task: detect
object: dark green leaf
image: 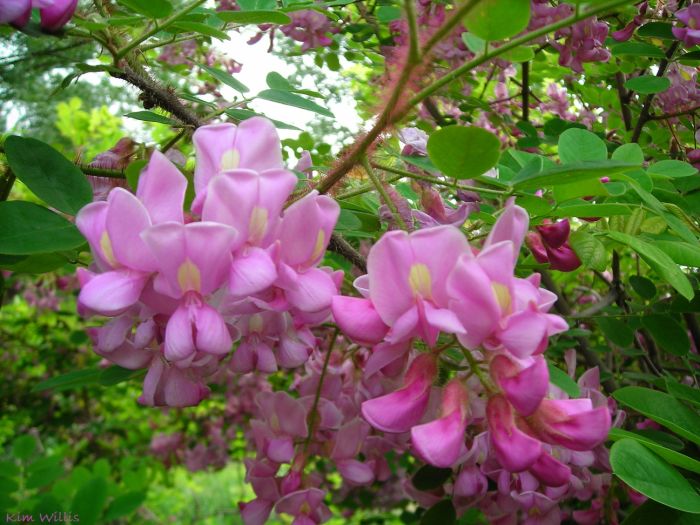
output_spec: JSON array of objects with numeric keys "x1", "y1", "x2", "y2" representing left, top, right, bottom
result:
[
  {"x1": 171, "y1": 21, "x2": 230, "y2": 40},
  {"x1": 420, "y1": 499, "x2": 456, "y2": 525},
  {"x1": 220, "y1": 9, "x2": 291, "y2": 24},
  {"x1": 256, "y1": 89, "x2": 333, "y2": 117},
  {"x1": 636, "y1": 22, "x2": 675, "y2": 39},
  {"x1": 200, "y1": 63, "x2": 249, "y2": 93},
  {"x1": 613, "y1": 386, "x2": 700, "y2": 446},
  {"x1": 654, "y1": 241, "x2": 700, "y2": 268},
  {"x1": 412, "y1": 465, "x2": 452, "y2": 491},
  {"x1": 611, "y1": 42, "x2": 666, "y2": 58},
  {"x1": 629, "y1": 275, "x2": 656, "y2": 299},
  {"x1": 124, "y1": 111, "x2": 178, "y2": 125},
  {"x1": 117, "y1": 0, "x2": 172, "y2": 18},
  {"x1": 622, "y1": 500, "x2": 700, "y2": 525},
  {"x1": 624, "y1": 75, "x2": 671, "y2": 95},
  {"x1": 32, "y1": 368, "x2": 102, "y2": 393},
  {"x1": 552, "y1": 203, "x2": 631, "y2": 218},
  {"x1": 0, "y1": 201, "x2": 85, "y2": 255},
  {"x1": 4, "y1": 136, "x2": 92, "y2": 215},
  {"x1": 609, "y1": 428, "x2": 700, "y2": 474},
  {"x1": 104, "y1": 492, "x2": 146, "y2": 520},
  {"x1": 606, "y1": 231, "x2": 694, "y2": 301},
  {"x1": 513, "y1": 161, "x2": 637, "y2": 190},
  {"x1": 237, "y1": 0, "x2": 275, "y2": 9},
  {"x1": 11, "y1": 435, "x2": 36, "y2": 461},
  {"x1": 666, "y1": 379, "x2": 700, "y2": 408},
  {"x1": 427, "y1": 126, "x2": 500, "y2": 180},
  {"x1": 597, "y1": 317, "x2": 635, "y2": 347},
  {"x1": 72, "y1": 477, "x2": 108, "y2": 525},
  {"x1": 610, "y1": 438, "x2": 700, "y2": 513},
  {"x1": 224, "y1": 108, "x2": 301, "y2": 130},
  {"x1": 99, "y1": 366, "x2": 146, "y2": 386}
]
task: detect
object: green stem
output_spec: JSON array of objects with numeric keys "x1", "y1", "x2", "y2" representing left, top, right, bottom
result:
[
  {"x1": 115, "y1": 0, "x2": 207, "y2": 60},
  {"x1": 362, "y1": 156, "x2": 409, "y2": 230},
  {"x1": 336, "y1": 173, "x2": 404, "y2": 200},
  {"x1": 404, "y1": 0, "x2": 421, "y2": 64},
  {"x1": 409, "y1": 0, "x2": 633, "y2": 106},
  {"x1": 302, "y1": 329, "x2": 339, "y2": 456},
  {"x1": 373, "y1": 162, "x2": 509, "y2": 196},
  {"x1": 461, "y1": 347, "x2": 496, "y2": 394}
]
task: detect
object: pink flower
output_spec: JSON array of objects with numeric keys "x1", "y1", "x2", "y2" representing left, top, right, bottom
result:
[
  {"x1": 275, "y1": 488, "x2": 331, "y2": 525},
  {"x1": 526, "y1": 219, "x2": 582, "y2": 272},
  {"x1": 673, "y1": 4, "x2": 700, "y2": 46},
  {"x1": 363, "y1": 225, "x2": 467, "y2": 345},
  {"x1": 361, "y1": 353, "x2": 436, "y2": 433},
  {"x1": 191, "y1": 119, "x2": 283, "y2": 214},
  {"x1": 411, "y1": 379, "x2": 470, "y2": 467},
  {"x1": 280, "y1": 10, "x2": 338, "y2": 51},
  {"x1": 0, "y1": 0, "x2": 31, "y2": 26}
]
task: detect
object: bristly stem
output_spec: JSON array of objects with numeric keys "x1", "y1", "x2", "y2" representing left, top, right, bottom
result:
[
  {"x1": 114, "y1": 0, "x2": 207, "y2": 60},
  {"x1": 404, "y1": 0, "x2": 421, "y2": 64}
]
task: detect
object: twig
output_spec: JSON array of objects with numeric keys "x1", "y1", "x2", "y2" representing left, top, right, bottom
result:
[
  {"x1": 363, "y1": 156, "x2": 408, "y2": 230},
  {"x1": 521, "y1": 62, "x2": 530, "y2": 123},
  {"x1": 615, "y1": 72, "x2": 632, "y2": 131},
  {"x1": 328, "y1": 233, "x2": 367, "y2": 272}
]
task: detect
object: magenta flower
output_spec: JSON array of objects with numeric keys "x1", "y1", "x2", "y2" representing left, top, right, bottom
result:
[
  {"x1": 280, "y1": 10, "x2": 338, "y2": 51},
  {"x1": 411, "y1": 378, "x2": 470, "y2": 467},
  {"x1": 361, "y1": 353, "x2": 436, "y2": 433},
  {"x1": 251, "y1": 391, "x2": 308, "y2": 463},
  {"x1": 490, "y1": 354, "x2": 549, "y2": 416},
  {"x1": 0, "y1": 0, "x2": 31, "y2": 26},
  {"x1": 191, "y1": 119, "x2": 284, "y2": 213},
  {"x1": 526, "y1": 219, "x2": 582, "y2": 272},
  {"x1": 39, "y1": 0, "x2": 77, "y2": 31},
  {"x1": 330, "y1": 418, "x2": 374, "y2": 485},
  {"x1": 673, "y1": 4, "x2": 700, "y2": 46},
  {"x1": 275, "y1": 488, "x2": 331, "y2": 525},
  {"x1": 139, "y1": 357, "x2": 210, "y2": 407}
]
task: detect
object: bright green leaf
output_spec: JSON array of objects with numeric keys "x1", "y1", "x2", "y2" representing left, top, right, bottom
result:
[
  {"x1": 464, "y1": 0, "x2": 530, "y2": 41},
  {"x1": 124, "y1": 111, "x2": 178, "y2": 125},
  {"x1": 648, "y1": 160, "x2": 698, "y2": 179},
  {"x1": 558, "y1": 128, "x2": 607, "y2": 164},
  {"x1": 569, "y1": 231, "x2": 607, "y2": 271},
  {"x1": 547, "y1": 363, "x2": 580, "y2": 398},
  {"x1": 629, "y1": 275, "x2": 656, "y2": 299},
  {"x1": 117, "y1": 0, "x2": 172, "y2": 18},
  {"x1": 217, "y1": 10, "x2": 291, "y2": 24},
  {"x1": 72, "y1": 477, "x2": 108, "y2": 525},
  {"x1": 427, "y1": 126, "x2": 500, "y2": 180},
  {"x1": 609, "y1": 428, "x2": 700, "y2": 475},
  {"x1": 624, "y1": 75, "x2": 671, "y2": 95},
  {"x1": 257, "y1": 89, "x2": 333, "y2": 117},
  {"x1": 612, "y1": 143, "x2": 644, "y2": 165},
  {"x1": 200, "y1": 63, "x2": 249, "y2": 93}
]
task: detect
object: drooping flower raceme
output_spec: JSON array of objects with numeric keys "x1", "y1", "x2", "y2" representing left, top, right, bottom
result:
[{"x1": 76, "y1": 117, "x2": 341, "y2": 408}]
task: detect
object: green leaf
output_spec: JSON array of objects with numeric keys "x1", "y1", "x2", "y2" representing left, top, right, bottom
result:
[
  {"x1": 558, "y1": 128, "x2": 607, "y2": 164},
  {"x1": 461, "y1": 32, "x2": 485, "y2": 53},
  {"x1": 4, "y1": 136, "x2": 92, "y2": 215},
  {"x1": 265, "y1": 72, "x2": 322, "y2": 97},
  {"x1": 124, "y1": 111, "x2": 178, "y2": 125},
  {"x1": 117, "y1": 0, "x2": 172, "y2": 18},
  {"x1": 98, "y1": 366, "x2": 145, "y2": 386},
  {"x1": 636, "y1": 22, "x2": 675, "y2": 39},
  {"x1": 501, "y1": 45, "x2": 535, "y2": 62},
  {"x1": 622, "y1": 500, "x2": 700, "y2": 525},
  {"x1": 654, "y1": 241, "x2": 700, "y2": 268},
  {"x1": 552, "y1": 203, "x2": 632, "y2": 218},
  {"x1": 613, "y1": 386, "x2": 700, "y2": 447},
  {"x1": 597, "y1": 317, "x2": 635, "y2": 347},
  {"x1": 609, "y1": 428, "x2": 700, "y2": 475},
  {"x1": 666, "y1": 379, "x2": 700, "y2": 409},
  {"x1": 629, "y1": 275, "x2": 656, "y2": 299},
  {"x1": 611, "y1": 42, "x2": 666, "y2": 58},
  {"x1": 606, "y1": 231, "x2": 694, "y2": 301},
  {"x1": 224, "y1": 108, "x2": 301, "y2": 131},
  {"x1": 0, "y1": 252, "x2": 71, "y2": 274},
  {"x1": 610, "y1": 439, "x2": 700, "y2": 513},
  {"x1": 216, "y1": 10, "x2": 289, "y2": 25},
  {"x1": 376, "y1": 6, "x2": 402, "y2": 22},
  {"x1": 464, "y1": 0, "x2": 530, "y2": 41},
  {"x1": 26, "y1": 456, "x2": 64, "y2": 489},
  {"x1": 200, "y1": 63, "x2": 249, "y2": 93},
  {"x1": 641, "y1": 315, "x2": 690, "y2": 356},
  {"x1": 569, "y1": 231, "x2": 607, "y2": 272},
  {"x1": 125, "y1": 159, "x2": 147, "y2": 191},
  {"x1": 420, "y1": 499, "x2": 457, "y2": 525},
  {"x1": 612, "y1": 143, "x2": 644, "y2": 165},
  {"x1": 514, "y1": 161, "x2": 637, "y2": 190},
  {"x1": 427, "y1": 126, "x2": 500, "y2": 180},
  {"x1": 12, "y1": 435, "x2": 36, "y2": 461},
  {"x1": 256, "y1": 89, "x2": 333, "y2": 117},
  {"x1": 678, "y1": 50, "x2": 700, "y2": 65},
  {"x1": 547, "y1": 363, "x2": 580, "y2": 398},
  {"x1": 543, "y1": 118, "x2": 585, "y2": 137},
  {"x1": 171, "y1": 21, "x2": 230, "y2": 40},
  {"x1": 648, "y1": 160, "x2": 698, "y2": 179},
  {"x1": 237, "y1": 0, "x2": 275, "y2": 9},
  {"x1": 624, "y1": 75, "x2": 671, "y2": 95},
  {"x1": 104, "y1": 492, "x2": 146, "y2": 520},
  {"x1": 32, "y1": 368, "x2": 102, "y2": 393},
  {"x1": 72, "y1": 477, "x2": 109, "y2": 525},
  {"x1": 0, "y1": 201, "x2": 85, "y2": 255},
  {"x1": 412, "y1": 465, "x2": 452, "y2": 491}
]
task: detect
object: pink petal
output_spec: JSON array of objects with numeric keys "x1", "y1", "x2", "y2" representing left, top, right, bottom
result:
[
  {"x1": 284, "y1": 267, "x2": 338, "y2": 313},
  {"x1": 411, "y1": 408, "x2": 467, "y2": 467},
  {"x1": 239, "y1": 499, "x2": 273, "y2": 525},
  {"x1": 529, "y1": 452, "x2": 571, "y2": 487},
  {"x1": 194, "y1": 303, "x2": 233, "y2": 355},
  {"x1": 39, "y1": 0, "x2": 77, "y2": 31},
  {"x1": 106, "y1": 188, "x2": 157, "y2": 272},
  {"x1": 331, "y1": 296, "x2": 388, "y2": 346},
  {"x1": 531, "y1": 399, "x2": 611, "y2": 451},
  {"x1": 484, "y1": 198, "x2": 529, "y2": 262},
  {"x1": 337, "y1": 459, "x2": 374, "y2": 485},
  {"x1": 136, "y1": 150, "x2": 187, "y2": 224},
  {"x1": 230, "y1": 247, "x2": 277, "y2": 297},
  {"x1": 78, "y1": 269, "x2": 148, "y2": 316},
  {"x1": 498, "y1": 311, "x2": 549, "y2": 359},
  {"x1": 487, "y1": 395, "x2": 542, "y2": 472},
  {"x1": 364, "y1": 341, "x2": 410, "y2": 378},
  {"x1": 491, "y1": 355, "x2": 549, "y2": 416},
  {"x1": 164, "y1": 304, "x2": 196, "y2": 362}
]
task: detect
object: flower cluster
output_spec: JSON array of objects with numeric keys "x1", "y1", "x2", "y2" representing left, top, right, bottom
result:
[
  {"x1": 330, "y1": 200, "x2": 613, "y2": 521},
  {"x1": 0, "y1": 0, "x2": 76, "y2": 31},
  {"x1": 76, "y1": 118, "x2": 342, "y2": 407},
  {"x1": 553, "y1": 17, "x2": 610, "y2": 73},
  {"x1": 280, "y1": 10, "x2": 339, "y2": 51},
  {"x1": 526, "y1": 219, "x2": 582, "y2": 272}
]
